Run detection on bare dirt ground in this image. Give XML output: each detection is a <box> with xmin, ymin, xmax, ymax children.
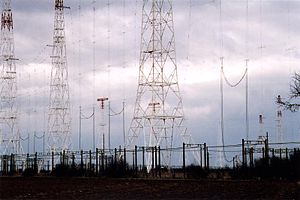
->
<box><xmin>0</xmin><ymin>177</ymin><xmax>299</xmax><ymax>199</ymax></box>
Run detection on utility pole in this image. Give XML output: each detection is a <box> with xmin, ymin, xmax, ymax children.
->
<box><xmin>33</xmin><ymin>132</ymin><xmax>36</xmax><ymax>153</ymax></box>
<box><xmin>93</xmin><ymin>106</ymin><xmax>95</xmax><ymax>151</ymax></box>
<box><xmin>43</xmin><ymin>132</ymin><xmax>45</xmax><ymax>155</ymax></box>
<box><xmin>108</xmin><ymin>101</ymin><xmax>111</xmax><ymax>151</ymax></box>
<box><xmin>79</xmin><ymin>106</ymin><xmax>82</xmax><ymax>150</ymax></box>
<box><xmin>122</xmin><ymin>101</ymin><xmax>125</xmax><ymax>147</ymax></box>
<box><xmin>48</xmin><ymin>0</ymin><xmax>71</xmax><ymax>152</ymax></box>
<box><xmin>27</xmin><ymin>133</ymin><xmax>30</xmax><ymax>154</ymax></box>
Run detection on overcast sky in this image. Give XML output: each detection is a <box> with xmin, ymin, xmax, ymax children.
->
<box><xmin>8</xmin><ymin>0</ymin><xmax>300</xmax><ymax>165</ymax></box>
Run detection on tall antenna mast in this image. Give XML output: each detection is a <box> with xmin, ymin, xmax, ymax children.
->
<box><xmin>48</xmin><ymin>0</ymin><xmax>71</xmax><ymax>152</ymax></box>
<box><xmin>0</xmin><ymin>0</ymin><xmax>21</xmax><ymax>154</ymax></box>
<box><xmin>245</xmin><ymin>0</ymin><xmax>249</xmax><ymax>142</ymax></box>
<box><xmin>276</xmin><ymin>95</ymin><xmax>283</xmax><ymax>146</ymax></box>
<box><xmin>127</xmin><ymin>0</ymin><xmax>190</xmax><ymax>167</ymax></box>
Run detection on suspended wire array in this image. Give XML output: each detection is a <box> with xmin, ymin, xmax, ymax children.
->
<box><xmin>22</xmin><ymin>45</ymin><xmax>49</xmax><ymax>65</ymax></box>
<box><xmin>219</xmin><ymin>0</ymin><xmax>249</xmax><ymax>163</ymax></box>
<box><xmin>16</xmin><ymin>45</ymin><xmax>50</xmax><ymax>99</ymax></box>
<box><xmin>109</xmin><ymin>105</ymin><xmax>124</xmax><ymax>117</ymax></box>
<box><xmin>222</xmin><ymin>67</ymin><xmax>248</xmax><ymax>88</ymax></box>
<box><xmin>79</xmin><ymin>105</ymin><xmax>95</xmax><ymax>150</ymax></box>
<box><xmin>81</xmin><ymin>110</ymin><xmax>94</xmax><ymax>119</ymax></box>
<box><xmin>16</xmin><ymin>43</ymin><xmax>51</xmax><ymax>154</ymax></box>
<box><xmin>33</xmin><ymin>132</ymin><xmax>45</xmax><ymax>153</ymax></box>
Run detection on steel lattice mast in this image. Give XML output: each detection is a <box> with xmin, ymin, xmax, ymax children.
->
<box><xmin>48</xmin><ymin>0</ymin><xmax>71</xmax><ymax>152</ymax></box>
<box><xmin>0</xmin><ymin>0</ymin><xmax>21</xmax><ymax>155</ymax></box>
<box><xmin>127</xmin><ymin>0</ymin><xmax>190</xmax><ymax>166</ymax></box>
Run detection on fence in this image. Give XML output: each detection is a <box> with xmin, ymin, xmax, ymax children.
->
<box><xmin>1</xmin><ymin>140</ymin><xmax>300</xmax><ymax>178</ymax></box>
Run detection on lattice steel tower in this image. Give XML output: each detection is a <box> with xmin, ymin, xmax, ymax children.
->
<box><xmin>0</xmin><ymin>0</ymin><xmax>21</xmax><ymax>155</ymax></box>
<box><xmin>48</xmin><ymin>0</ymin><xmax>71</xmax><ymax>152</ymax></box>
<box><xmin>127</xmin><ymin>0</ymin><xmax>190</xmax><ymax>166</ymax></box>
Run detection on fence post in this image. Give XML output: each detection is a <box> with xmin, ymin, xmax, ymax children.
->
<box><xmin>10</xmin><ymin>154</ymin><xmax>14</xmax><ymax>175</ymax></box>
<box><xmin>142</xmin><ymin>146</ymin><xmax>145</xmax><ymax>172</ymax></box>
<box><xmin>114</xmin><ymin>148</ymin><xmax>117</xmax><ymax>167</ymax></box>
<box><xmin>250</xmin><ymin>147</ymin><xmax>253</xmax><ymax>168</ymax></box>
<box><xmin>242</xmin><ymin>139</ymin><xmax>245</xmax><ymax>167</ymax></box>
<box><xmin>105</xmin><ymin>155</ymin><xmax>108</xmax><ymax>170</ymax></box>
<box><xmin>80</xmin><ymin>150</ymin><xmax>84</xmax><ymax>173</ymax></box>
<box><xmin>3</xmin><ymin>155</ymin><xmax>7</xmax><ymax>175</ymax></box>
<box><xmin>123</xmin><ymin>148</ymin><xmax>126</xmax><ymax>172</ymax></box>
<box><xmin>26</xmin><ymin>153</ymin><xmax>29</xmax><ymax>169</ymax></box>
<box><xmin>280</xmin><ymin>148</ymin><xmax>282</xmax><ymax>160</ymax></box>
<box><xmin>207</xmin><ymin>148</ymin><xmax>209</xmax><ymax>170</ymax></box>
<box><xmin>72</xmin><ymin>153</ymin><xmax>75</xmax><ymax>169</ymax></box>
<box><xmin>135</xmin><ymin>145</ymin><xmax>138</xmax><ymax>174</ymax></box>
<box><xmin>264</xmin><ymin>132</ymin><xmax>269</xmax><ymax>166</ymax></box>
<box><xmin>158</xmin><ymin>146</ymin><xmax>161</xmax><ymax>178</ymax></box>
<box><xmin>63</xmin><ymin>150</ymin><xmax>66</xmax><ymax>167</ymax></box>
<box><xmin>151</xmin><ymin>147</ymin><xmax>154</xmax><ymax>175</ymax></box>
<box><xmin>200</xmin><ymin>145</ymin><xmax>203</xmax><ymax>168</ymax></box>
<box><xmin>204</xmin><ymin>143</ymin><xmax>207</xmax><ymax>169</ymax></box>
<box><xmin>132</xmin><ymin>150</ymin><xmax>135</xmax><ymax>171</ymax></box>
<box><xmin>101</xmin><ymin>150</ymin><xmax>105</xmax><ymax>174</ymax></box>
<box><xmin>96</xmin><ymin>148</ymin><xmax>98</xmax><ymax>176</ymax></box>
<box><xmin>154</xmin><ymin>146</ymin><xmax>157</xmax><ymax>177</ymax></box>
<box><xmin>0</xmin><ymin>156</ymin><xmax>2</xmax><ymax>174</ymax></box>
<box><xmin>52</xmin><ymin>151</ymin><xmax>55</xmax><ymax>171</ymax></box>
<box><xmin>59</xmin><ymin>152</ymin><xmax>62</xmax><ymax>166</ymax></box>
<box><xmin>6</xmin><ymin>156</ymin><xmax>8</xmax><ymax>175</ymax></box>
<box><xmin>183</xmin><ymin>143</ymin><xmax>186</xmax><ymax>179</ymax></box>
<box><xmin>89</xmin><ymin>150</ymin><xmax>92</xmax><ymax>173</ymax></box>
<box><xmin>34</xmin><ymin>152</ymin><xmax>38</xmax><ymax>174</ymax></box>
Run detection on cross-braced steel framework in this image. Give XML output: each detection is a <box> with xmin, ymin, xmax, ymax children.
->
<box><xmin>127</xmin><ymin>0</ymin><xmax>191</xmax><ymax>167</ymax></box>
<box><xmin>0</xmin><ymin>0</ymin><xmax>21</xmax><ymax>155</ymax></box>
<box><xmin>48</xmin><ymin>0</ymin><xmax>71</xmax><ymax>152</ymax></box>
